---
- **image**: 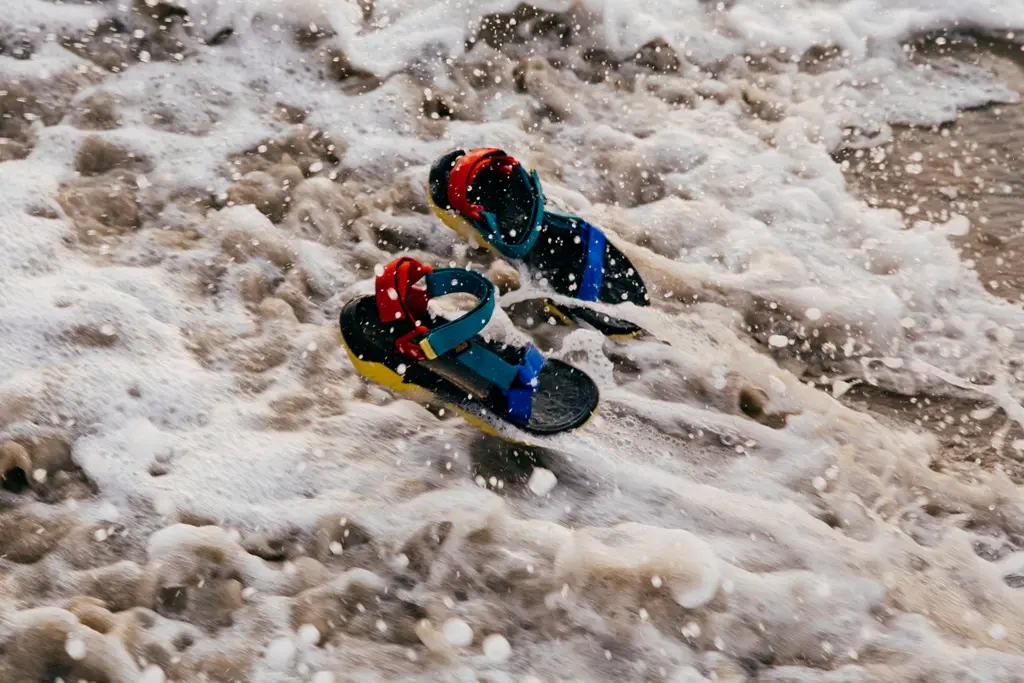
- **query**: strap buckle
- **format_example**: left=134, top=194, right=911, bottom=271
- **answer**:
left=418, top=337, right=438, bottom=360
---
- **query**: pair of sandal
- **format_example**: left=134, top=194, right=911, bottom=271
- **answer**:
left=339, top=148, right=650, bottom=437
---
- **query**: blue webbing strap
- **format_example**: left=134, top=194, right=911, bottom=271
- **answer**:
left=543, top=212, right=607, bottom=302
left=503, top=343, right=544, bottom=424
left=576, top=220, right=606, bottom=302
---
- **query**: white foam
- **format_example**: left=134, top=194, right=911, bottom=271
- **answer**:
left=263, top=636, right=297, bottom=669
left=4, top=0, right=1024, bottom=681
left=527, top=467, right=558, bottom=496
left=139, top=665, right=167, bottom=683
left=557, top=522, right=723, bottom=608
left=64, top=634, right=87, bottom=660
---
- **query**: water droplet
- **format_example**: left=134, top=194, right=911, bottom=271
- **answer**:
left=482, top=633, right=511, bottom=662
left=528, top=468, right=557, bottom=496
left=442, top=618, right=473, bottom=647
left=298, top=624, right=320, bottom=645
left=65, top=635, right=86, bottom=660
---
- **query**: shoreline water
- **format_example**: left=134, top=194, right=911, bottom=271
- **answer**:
left=4, top=3, right=1024, bottom=682
left=838, top=34, right=1024, bottom=483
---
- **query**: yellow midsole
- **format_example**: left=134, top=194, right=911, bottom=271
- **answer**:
left=427, top=190, right=502, bottom=257
left=339, top=330, right=540, bottom=445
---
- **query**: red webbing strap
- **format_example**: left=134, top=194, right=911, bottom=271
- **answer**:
left=447, top=147, right=518, bottom=220
left=375, top=257, right=433, bottom=360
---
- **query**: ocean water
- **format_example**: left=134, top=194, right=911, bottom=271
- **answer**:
left=3, top=1, right=1024, bottom=681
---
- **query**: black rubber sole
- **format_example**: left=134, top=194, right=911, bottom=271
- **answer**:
left=339, top=297, right=599, bottom=436
left=545, top=301, right=645, bottom=338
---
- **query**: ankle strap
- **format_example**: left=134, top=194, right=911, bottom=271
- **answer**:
left=446, top=148, right=545, bottom=260
left=375, top=257, right=496, bottom=360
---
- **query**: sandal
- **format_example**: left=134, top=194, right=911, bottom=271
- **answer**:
left=338, top=256, right=599, bottom=437
left=427, top=147, right=650, bottom=338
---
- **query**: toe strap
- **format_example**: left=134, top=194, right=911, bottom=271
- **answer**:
left=577, top=219, right=606, bottom=302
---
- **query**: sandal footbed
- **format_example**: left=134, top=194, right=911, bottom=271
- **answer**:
left=429, top=150, right=648, bottom=335
left=339, top=296, right=598, bottom=435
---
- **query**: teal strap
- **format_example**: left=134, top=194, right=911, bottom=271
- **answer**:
left=454, top=342, right=519, bottom=389
left=455, top=340, right=545, bottom=425
left=417, top=267, right=540, bottom=413
left=420, top=268, right=496, bottom=358
left=416, top=265, right=545, bottom=425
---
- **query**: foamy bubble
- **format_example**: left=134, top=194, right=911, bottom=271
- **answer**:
left=832, top=380, right=854, bottom=398
left=265, top=637, right=297, bottom=669
left=483, top=633, right=512, bottom=662
left=65, top=635, right=86, bottom=660
left=442, top=618, right=474, bottom=647
left=968, top=406, right=997, bottom=422
left=298, top=624, right=320, bottom=646
left=527, top=467, right=558, bottom=496
left=139, top=665, right=166, bottom=683
left=152, top=494, right=175, bottom=516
